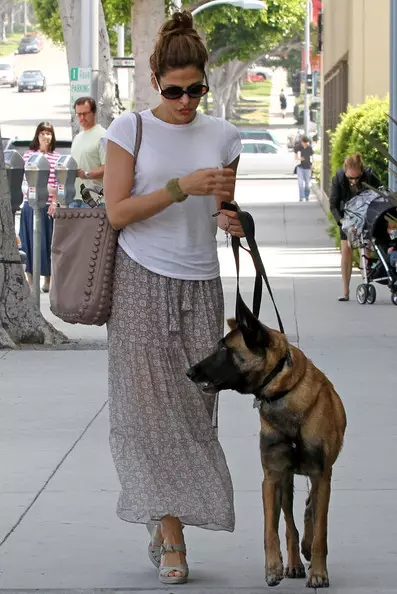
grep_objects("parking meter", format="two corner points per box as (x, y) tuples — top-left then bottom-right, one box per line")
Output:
(24, 153), (50, 308)
(25, 153), (50, 208)
(4, 150), (24, 216)
(54, 155), (78, 206)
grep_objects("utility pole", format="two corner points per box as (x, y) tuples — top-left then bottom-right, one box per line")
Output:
(80, 0), (99, 105)
(389, 0), (397, 191)
(303, 0), (311, 136)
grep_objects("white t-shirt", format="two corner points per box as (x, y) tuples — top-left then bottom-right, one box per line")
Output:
(105, 109), (242, 280)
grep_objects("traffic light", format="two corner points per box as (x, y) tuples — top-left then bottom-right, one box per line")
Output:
(292, 72), (301, 96)
(306, 73), (313, 94)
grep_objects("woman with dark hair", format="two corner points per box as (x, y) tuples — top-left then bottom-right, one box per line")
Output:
(19, 121), (60, 292)
(103, 10), (243, 586)
(330, 152), (382, 301)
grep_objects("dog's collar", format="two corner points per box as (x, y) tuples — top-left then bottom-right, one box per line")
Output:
(253, 350), (292, 406)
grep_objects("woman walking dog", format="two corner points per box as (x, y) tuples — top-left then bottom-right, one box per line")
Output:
(104, 10), (244, 586)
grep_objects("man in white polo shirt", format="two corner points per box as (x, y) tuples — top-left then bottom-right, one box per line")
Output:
(71, 96), (106, 201)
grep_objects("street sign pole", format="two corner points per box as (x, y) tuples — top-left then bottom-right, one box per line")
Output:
(91, 0), (99, 105)
(303, 0), (311, 137)
(79, 0), (99, 106)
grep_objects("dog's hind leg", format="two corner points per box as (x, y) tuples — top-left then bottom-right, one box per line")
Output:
(262, 472), (284, 587)
(301, 489), (314, 562)
(305, 472), (331, 589)
(282, 474), (306, 579)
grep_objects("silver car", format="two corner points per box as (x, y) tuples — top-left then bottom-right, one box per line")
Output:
(18, 70), (47, 93)
(238, 140), (296, 177)
(0, 62), (17, 87)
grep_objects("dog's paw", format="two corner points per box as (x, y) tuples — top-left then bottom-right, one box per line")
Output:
(266, 564), (284, 587)
(306, 568), (329, 588)
(285, 562), (306, 579)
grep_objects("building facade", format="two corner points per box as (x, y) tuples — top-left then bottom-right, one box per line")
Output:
(322, 0), (389, 192)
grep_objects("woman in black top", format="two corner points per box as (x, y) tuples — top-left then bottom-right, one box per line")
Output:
(330, 153), (382, 301)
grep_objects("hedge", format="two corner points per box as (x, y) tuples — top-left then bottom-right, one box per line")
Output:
(329, 95), (389, 185)
(327, 96), (389, 260)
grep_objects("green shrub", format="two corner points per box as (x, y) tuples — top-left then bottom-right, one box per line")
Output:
(329, 95), (389, 186)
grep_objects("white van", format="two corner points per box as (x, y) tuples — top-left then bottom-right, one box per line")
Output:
(0, 61), (17, 87)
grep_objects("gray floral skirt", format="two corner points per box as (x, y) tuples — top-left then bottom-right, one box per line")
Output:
(107, 247), (235, 532)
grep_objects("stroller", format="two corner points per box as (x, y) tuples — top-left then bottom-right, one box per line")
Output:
(341, 188), (397, 305)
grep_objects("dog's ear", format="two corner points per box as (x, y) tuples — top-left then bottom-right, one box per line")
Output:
(238, 306), (271, 351)
(227, 318), (238, 330)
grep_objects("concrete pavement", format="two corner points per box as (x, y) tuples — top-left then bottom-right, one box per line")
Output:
(1, 179), (397, 593)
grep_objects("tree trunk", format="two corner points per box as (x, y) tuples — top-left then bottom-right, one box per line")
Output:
(59, 0), (121, 136)
(210, 60), (252, 120)
(7, 4), (14, 35)
(0, 11), (6, 42)
(225, 81), (239, 120)
(132, 0), (165, 111)
(0, 129), (68, 348)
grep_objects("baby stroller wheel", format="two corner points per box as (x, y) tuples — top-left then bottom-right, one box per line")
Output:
(391, 293), (397, 306)
(367, 284), (376, 304)
(356, 283), (368, 304)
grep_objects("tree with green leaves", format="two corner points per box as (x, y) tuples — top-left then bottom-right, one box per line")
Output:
(186, 0), (306, 116)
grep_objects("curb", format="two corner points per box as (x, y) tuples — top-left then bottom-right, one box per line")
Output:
(311, 181), (329, 214)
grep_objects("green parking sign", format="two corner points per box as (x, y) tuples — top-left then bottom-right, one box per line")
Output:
(70, 66), (92, 109)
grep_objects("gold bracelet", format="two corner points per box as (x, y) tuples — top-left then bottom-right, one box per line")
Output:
(166, 178), (188, 203)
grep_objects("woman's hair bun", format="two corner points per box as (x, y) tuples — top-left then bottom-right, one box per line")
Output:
(161, 11), (194, 37)
(150, 10), (208, 76)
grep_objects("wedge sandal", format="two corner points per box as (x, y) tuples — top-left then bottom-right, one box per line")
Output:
(159, 543), (189, 585)
(147, 521), (162, 568)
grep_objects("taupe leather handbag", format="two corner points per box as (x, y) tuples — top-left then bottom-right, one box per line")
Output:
(49, 112), (142, 326)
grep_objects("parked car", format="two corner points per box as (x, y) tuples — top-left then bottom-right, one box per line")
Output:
(18, 70), (47, 93)
(17, 36), (41, 54)
(239, 129), (281, 147)
(247, 64), (274, 81)
(0, 61), (17, 87)
(238, 140), (295, 177)
(4, 138), (72, 155)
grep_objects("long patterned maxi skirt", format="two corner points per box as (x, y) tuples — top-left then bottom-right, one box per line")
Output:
(107, 247), (235, 532)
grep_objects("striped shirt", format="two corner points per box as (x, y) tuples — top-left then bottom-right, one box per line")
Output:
(23, 150), (61, 204)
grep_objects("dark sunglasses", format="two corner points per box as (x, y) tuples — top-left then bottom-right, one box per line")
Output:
(155, 73), (209, 100)
(346, 175), (362, 181)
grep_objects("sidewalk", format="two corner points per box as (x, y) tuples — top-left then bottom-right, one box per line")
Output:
(1, 180), (396, 593)
(268, 68), (296, 129)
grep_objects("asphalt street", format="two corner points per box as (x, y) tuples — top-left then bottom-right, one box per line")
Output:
(0, 40), (71, 141)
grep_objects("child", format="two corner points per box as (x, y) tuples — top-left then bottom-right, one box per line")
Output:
(385, 213), (397, 270)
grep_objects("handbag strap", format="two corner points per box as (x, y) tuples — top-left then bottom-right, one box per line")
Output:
(231, 210), (285, 335)
(132, 111), (143, 161)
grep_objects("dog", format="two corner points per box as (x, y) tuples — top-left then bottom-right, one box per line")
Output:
(187, 307), (346, 589)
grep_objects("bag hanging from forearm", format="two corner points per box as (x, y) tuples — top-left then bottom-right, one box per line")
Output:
(49, 112), (142, 326)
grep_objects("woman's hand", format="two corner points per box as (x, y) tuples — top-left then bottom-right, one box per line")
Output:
(48, 201), (57, 217)
(218, 204), (245, 238)
(179, 168), (236, 200)
(47, 186), (57, 217)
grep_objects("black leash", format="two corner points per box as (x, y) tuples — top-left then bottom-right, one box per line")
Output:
(222, 202), (285, 334)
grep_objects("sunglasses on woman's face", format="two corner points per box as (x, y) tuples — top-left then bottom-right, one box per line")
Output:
(155, 73), (209, 100)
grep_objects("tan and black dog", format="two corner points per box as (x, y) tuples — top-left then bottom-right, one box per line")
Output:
(187, 310), (346, 589)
